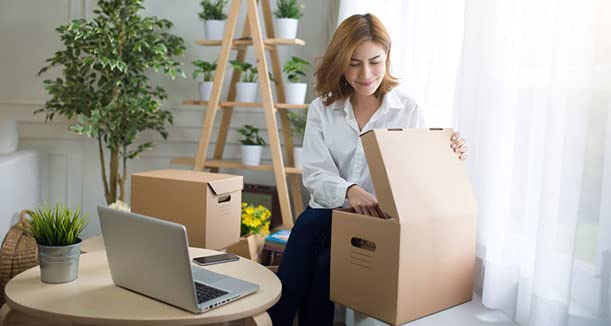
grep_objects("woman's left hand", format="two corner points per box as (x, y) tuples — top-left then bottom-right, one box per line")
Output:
(451, 131), (468, 160)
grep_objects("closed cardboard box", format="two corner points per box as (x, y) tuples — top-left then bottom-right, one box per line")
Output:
(131, 169), (242, 250)
(330, 129), (477, 325)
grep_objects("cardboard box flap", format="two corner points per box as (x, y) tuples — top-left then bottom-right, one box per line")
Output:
(208, 177), (243, 195)
(361, 128), (477, 223)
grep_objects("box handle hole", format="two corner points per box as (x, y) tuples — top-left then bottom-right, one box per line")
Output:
(350, 237), (376, 251)
(218, 195), (231, 203)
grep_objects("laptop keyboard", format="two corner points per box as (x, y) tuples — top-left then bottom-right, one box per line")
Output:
(195, 282), (228, 304)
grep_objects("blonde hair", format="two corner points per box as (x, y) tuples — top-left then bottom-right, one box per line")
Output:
(314, 13), (398, 106)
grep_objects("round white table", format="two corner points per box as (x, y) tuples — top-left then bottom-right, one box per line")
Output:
(2, 245), (281, 325)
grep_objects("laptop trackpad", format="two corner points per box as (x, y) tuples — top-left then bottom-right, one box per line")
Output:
(192, 267), (226, 283)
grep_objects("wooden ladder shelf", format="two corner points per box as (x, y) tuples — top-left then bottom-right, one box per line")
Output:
(172, 0), (305, 228)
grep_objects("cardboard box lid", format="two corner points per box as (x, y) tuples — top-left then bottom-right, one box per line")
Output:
(131, 169), (243, 195)
(361, 128), (477, 223)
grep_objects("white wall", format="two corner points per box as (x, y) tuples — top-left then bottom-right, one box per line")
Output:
(0, 0), (333, 238)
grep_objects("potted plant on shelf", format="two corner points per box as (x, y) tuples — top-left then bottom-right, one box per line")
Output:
(199, 0), (228, 40)
(38, 0), (185, 206)
(287, 110), (307, 168)
(23, 203), (88, 284)
(273, 0), (304, 39)
(227, 203), (271, 262)
(230, 60), (258, 102)
(230, 60), (276, 103)
(283, 56), (309, 104)
(192, 59), (216, 101)
(238, 124), (266, 166)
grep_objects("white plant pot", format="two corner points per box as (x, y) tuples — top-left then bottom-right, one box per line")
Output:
(275, 18), (298, 39)
(0, 119), (18, 154)
(293, 147), (303, 169)
(198, 81), (213, 101)
(204, 20), (226, 40)
(236, 82), (258, 103)
(241, 145), (263, 166)
(284, 83), (307, 104)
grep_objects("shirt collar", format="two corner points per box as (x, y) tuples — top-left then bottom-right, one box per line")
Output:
(332, 88), (404, 112)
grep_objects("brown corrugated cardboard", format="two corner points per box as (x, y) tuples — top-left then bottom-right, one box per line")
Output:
(330, 129), (477, 325)
(130, 169), (243, 250)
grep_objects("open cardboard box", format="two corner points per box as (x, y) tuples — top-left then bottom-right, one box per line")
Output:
(330, 129), (478, 325)
(131, 169), (243, 250)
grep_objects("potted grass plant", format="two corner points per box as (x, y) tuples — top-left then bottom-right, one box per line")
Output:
(192, 59), (216, 101)
(238, 124), (266, 166)
(199, 0), (228, 40)
(283, 56), (309, 104)
(287, 110), (307, 168)
(274, 0), (304, 39)
(23, 203), (88, 284)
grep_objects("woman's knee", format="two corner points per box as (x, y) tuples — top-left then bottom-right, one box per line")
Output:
(292, 208), (332, 235)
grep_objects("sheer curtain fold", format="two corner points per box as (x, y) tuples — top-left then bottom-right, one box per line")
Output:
(337, 0), (611, 325)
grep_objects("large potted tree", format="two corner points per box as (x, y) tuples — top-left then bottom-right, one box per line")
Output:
(38, 0), (185, 206)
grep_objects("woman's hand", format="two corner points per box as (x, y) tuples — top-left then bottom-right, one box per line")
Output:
(346, 185), (386, 218)
(451, 131), (468, 160)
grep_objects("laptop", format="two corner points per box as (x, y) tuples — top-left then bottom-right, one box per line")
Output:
(97, 206), (259, 313)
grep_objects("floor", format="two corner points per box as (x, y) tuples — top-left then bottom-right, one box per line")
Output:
(336, 293), (518, 326)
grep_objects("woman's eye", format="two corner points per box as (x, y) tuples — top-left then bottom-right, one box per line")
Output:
(349, 63), (359, 67)
(370, 61), (381, 65)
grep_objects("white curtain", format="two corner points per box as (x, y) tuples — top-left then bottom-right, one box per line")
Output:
(337, 0), (465, 127)
(453, 0), (611, 325)
(337, 0), (611, 325)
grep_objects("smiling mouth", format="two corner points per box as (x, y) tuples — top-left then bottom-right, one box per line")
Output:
(357, 80), (376, 86)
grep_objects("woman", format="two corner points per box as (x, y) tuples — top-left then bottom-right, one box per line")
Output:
(268, 13), (467, 325)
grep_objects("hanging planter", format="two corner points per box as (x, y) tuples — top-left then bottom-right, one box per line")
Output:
(199, 0), (229, 40)
(273, 0), (304, 39)
(238, 124), (266, 166)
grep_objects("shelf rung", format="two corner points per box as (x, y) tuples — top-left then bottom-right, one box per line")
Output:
(182, 100), (308, 110)
(195, 38), (305, 48)
(170, 158), (303, 174)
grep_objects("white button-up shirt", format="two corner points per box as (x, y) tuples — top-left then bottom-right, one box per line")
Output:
(302, 88), (426, 209)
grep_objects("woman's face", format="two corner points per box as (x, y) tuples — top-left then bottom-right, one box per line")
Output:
(344, 41), (387, 97)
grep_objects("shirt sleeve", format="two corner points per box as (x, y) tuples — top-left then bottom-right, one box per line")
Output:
(301, 102), (354, 208)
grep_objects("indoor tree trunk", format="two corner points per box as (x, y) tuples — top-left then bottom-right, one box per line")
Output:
(108, 149), (119, 205)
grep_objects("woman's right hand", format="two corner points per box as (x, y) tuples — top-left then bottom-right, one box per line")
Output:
(346, 185), (386, 218)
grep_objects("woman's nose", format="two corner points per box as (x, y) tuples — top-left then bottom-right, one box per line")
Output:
(360, 64), (372, 78)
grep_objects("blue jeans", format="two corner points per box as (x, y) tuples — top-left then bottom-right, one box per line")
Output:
(268, 208), (334, 325)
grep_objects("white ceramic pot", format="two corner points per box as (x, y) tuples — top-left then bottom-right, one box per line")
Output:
(0, 119), (18, 154)
(241, 145), (263, 166)
(236, 82), (258, 103)
(293, 146), (303, 169)
(284, 83), (307, 104)
(198, 81), (213, 101)
(204, 20), (226, 40)
(275, 18), (298, 39)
